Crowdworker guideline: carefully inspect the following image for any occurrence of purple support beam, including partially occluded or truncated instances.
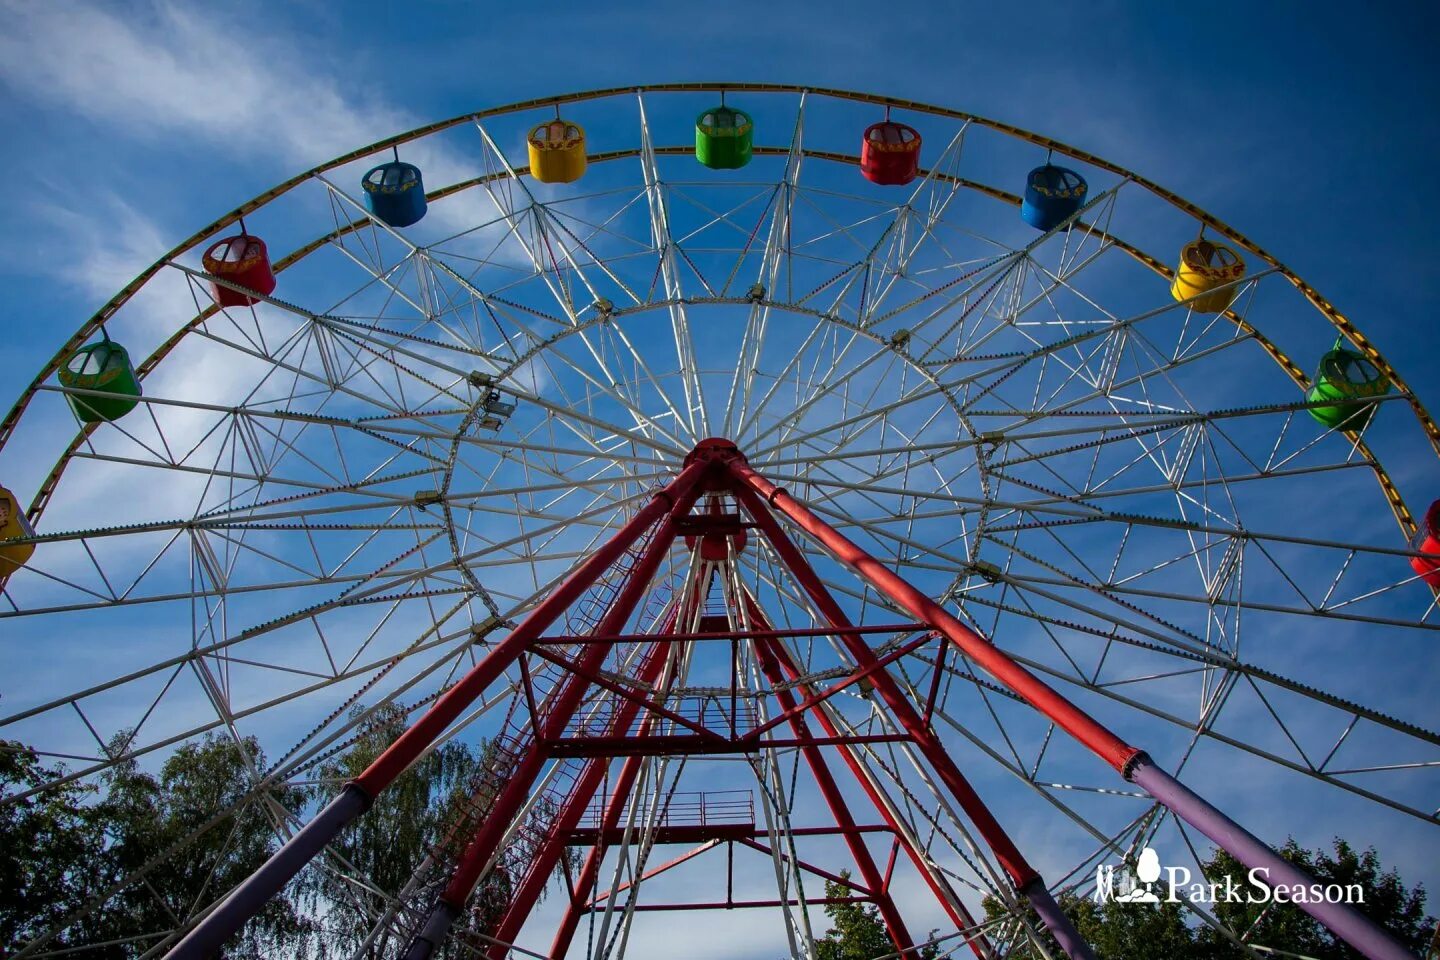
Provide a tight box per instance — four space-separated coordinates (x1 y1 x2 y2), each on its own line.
1129 755 1417 960
402 901 459 960
163 786 368 960
1026 882 1097 960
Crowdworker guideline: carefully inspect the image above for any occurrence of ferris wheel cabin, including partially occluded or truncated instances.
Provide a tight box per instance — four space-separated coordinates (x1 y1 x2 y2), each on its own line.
362 159 427 227
1306 345 1392 431
57 339 142 424
202 233 277 307
1412 500 1440 588
860 118 922 186
1021 163 1088 231
695 104 754 170
527 118 587 183
0 485 36 585
1170 238 1246 314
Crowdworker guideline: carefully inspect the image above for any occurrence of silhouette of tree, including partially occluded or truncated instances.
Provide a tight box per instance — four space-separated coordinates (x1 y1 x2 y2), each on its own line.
981 838 1434 959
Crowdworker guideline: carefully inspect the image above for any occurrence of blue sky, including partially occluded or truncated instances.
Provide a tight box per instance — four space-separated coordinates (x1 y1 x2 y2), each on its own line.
1 2 1437 955
2 0 1437 421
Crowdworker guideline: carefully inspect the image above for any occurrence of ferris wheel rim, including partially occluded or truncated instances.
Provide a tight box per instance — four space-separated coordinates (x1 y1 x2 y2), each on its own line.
3 153 1434 547
3 83 1435 531
2 83 1437 960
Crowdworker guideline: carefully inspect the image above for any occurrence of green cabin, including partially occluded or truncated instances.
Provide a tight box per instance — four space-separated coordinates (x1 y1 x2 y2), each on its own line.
696 105 753 170
1306 346 1390 431
58 340 142 424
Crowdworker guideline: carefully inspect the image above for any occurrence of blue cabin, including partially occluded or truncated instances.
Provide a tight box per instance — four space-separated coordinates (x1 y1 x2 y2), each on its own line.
1021 164 1088 231
361 160 426 227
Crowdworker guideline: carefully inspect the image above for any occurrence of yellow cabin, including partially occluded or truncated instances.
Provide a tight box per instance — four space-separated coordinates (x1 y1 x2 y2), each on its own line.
527 118 586 184
1170 239 1246 314
0 485 36 585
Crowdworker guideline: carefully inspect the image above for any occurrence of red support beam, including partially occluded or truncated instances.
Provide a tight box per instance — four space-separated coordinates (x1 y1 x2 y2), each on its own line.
748 631 934 738
402 476 708 959
753 623 915 952
164 460 710 960
726 456 1140 773
733 483 1043 886
497 564 718 958
486 636 676 957
730 462 1097 960
356 456 710 796
443 508 693 902
549 584 711 960
759 611 992 960
582 839 721 909
736 837 872 894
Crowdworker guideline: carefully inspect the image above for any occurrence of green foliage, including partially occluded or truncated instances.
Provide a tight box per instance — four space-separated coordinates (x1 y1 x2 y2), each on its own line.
94 733 315 957
295 703 491 956
2 714 499 958
2 734 314 958
982 892 1167 960
0 744 108 950
813 871 939 959
1197 839 1434 959
980 838 1435 960
1064 896 1197 960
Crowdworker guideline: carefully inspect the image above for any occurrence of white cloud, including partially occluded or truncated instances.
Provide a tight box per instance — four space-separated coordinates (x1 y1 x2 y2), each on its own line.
21 193 170 303
0 1 410 169
0 0 560 344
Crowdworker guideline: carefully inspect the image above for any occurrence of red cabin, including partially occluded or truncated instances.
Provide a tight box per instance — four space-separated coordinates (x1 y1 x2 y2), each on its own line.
202 233 277 308
1411 500 1440 589
861 120 922 186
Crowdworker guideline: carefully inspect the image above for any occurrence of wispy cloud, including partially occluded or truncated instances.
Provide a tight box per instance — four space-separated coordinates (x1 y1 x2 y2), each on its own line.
0 1 409 169
20 193 172 305
0 0 558 322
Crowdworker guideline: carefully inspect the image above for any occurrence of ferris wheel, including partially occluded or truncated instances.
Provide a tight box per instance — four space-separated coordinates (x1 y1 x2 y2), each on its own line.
1 84 1437 960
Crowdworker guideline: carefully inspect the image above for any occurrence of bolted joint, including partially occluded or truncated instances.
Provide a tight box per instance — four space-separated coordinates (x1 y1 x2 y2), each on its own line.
1120 749 1150 782
682 437 747 468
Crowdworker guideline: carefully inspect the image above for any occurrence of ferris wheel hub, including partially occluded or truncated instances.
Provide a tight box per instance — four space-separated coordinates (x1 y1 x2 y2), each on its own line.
681 436 747 468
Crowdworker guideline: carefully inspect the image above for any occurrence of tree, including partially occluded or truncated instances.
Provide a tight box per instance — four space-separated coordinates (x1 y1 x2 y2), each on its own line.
4 712 519 958
295 703 492 957
93 733 315 958
0 743 108 953
1064 896 1199 960
3 734 314 958
1196 839 1434 959
814 871 939 959
982 891 1202 960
